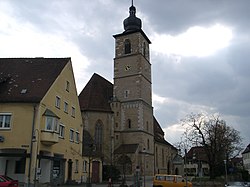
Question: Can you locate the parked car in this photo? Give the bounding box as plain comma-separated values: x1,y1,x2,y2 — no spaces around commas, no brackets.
153,174,192,187
0,175,18,187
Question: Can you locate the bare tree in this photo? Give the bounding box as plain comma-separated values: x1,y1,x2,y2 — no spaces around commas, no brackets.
180,113,243,179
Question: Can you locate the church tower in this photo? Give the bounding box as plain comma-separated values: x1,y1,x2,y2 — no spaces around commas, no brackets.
112,2,154,175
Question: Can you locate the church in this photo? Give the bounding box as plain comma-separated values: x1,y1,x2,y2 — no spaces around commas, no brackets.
78,3,181,177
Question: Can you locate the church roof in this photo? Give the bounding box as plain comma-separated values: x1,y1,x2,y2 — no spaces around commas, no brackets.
154,117,177,150
114,144,139,154
242,144,250,154
78,73,113,112
0,58,70,103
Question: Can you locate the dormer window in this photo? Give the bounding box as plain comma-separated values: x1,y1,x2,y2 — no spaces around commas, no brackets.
124,39,131,54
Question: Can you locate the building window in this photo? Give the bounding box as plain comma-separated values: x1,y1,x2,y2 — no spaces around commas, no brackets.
75,159,79,173
70,129,74,142
124,90,130,98
64,102,68,113
147,139,150,150
75,131,80,143
15,158,26,174
115,123,118,128
124,39,131,54
55,96,61,109
83,160,87,172
45,116,58,132
146,121,149,131
95,122,103,152
59,124,65,138
71,107,75,117
66,81,70,92
128,119,131,128
0,113,11,129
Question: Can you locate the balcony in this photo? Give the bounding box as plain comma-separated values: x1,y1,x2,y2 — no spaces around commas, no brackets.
40,130,59,146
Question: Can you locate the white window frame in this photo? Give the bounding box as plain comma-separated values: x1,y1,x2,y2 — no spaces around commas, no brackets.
55,96,61,109
0,113,12,129
45,116,58,132
64,102,68,113
59,123,65,138
75,131,80,143
83,160,87,172
75,159,79,173
71,106,75,118
69,129,74,142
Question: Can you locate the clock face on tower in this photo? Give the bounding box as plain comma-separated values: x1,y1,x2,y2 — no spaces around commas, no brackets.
125,65,131,71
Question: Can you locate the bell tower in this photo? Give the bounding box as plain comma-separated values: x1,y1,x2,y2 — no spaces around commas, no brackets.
112,2,154,175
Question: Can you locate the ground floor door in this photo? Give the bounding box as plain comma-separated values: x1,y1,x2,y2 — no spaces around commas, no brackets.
92,161,100,183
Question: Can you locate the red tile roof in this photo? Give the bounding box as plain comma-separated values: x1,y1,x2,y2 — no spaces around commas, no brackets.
0,58,70,103
78,73,113,112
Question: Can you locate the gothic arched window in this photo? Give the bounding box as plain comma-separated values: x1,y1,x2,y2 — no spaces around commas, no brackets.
95,121,103,152
124,39,131,54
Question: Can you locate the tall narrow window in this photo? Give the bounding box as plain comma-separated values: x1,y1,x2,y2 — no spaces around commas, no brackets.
55,96,61,109
147,139,150,150
75,159,79,173
83,160,87,172
128,119,131,129
70,129,74,142
64,102,68,113
66,81,70,92
95,122,103,152
75,131,80,143
59,123,65,138
71,106,75,118
124,39,131,54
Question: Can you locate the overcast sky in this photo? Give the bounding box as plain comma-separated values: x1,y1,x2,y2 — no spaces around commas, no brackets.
0,0,249,149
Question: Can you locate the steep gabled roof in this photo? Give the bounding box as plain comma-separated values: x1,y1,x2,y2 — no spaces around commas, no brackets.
78,73,113,112
154,117,176,149
242,144,250,154
0,58,70,103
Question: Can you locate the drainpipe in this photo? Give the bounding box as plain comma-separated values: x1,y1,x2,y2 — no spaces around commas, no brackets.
28,105,37,187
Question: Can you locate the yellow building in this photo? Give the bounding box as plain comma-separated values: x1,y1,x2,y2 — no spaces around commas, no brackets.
0,58,86,186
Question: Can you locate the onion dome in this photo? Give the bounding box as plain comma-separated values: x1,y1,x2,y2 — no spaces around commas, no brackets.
123,5,142,33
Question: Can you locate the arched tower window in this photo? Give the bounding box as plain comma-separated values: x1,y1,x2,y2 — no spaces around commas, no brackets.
128,119,131,128
147,139,150,150
124,39,131,54
95,121,103,152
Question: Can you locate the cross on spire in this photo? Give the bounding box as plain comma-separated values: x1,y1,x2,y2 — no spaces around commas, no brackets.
132,0,134,6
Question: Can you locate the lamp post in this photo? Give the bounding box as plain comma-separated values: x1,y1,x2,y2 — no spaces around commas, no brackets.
88,144,95,187
32,129,40,187
142,148,146,187
224,160,228,186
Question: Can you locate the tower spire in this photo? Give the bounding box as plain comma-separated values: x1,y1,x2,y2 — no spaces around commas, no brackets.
123,0,141,33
